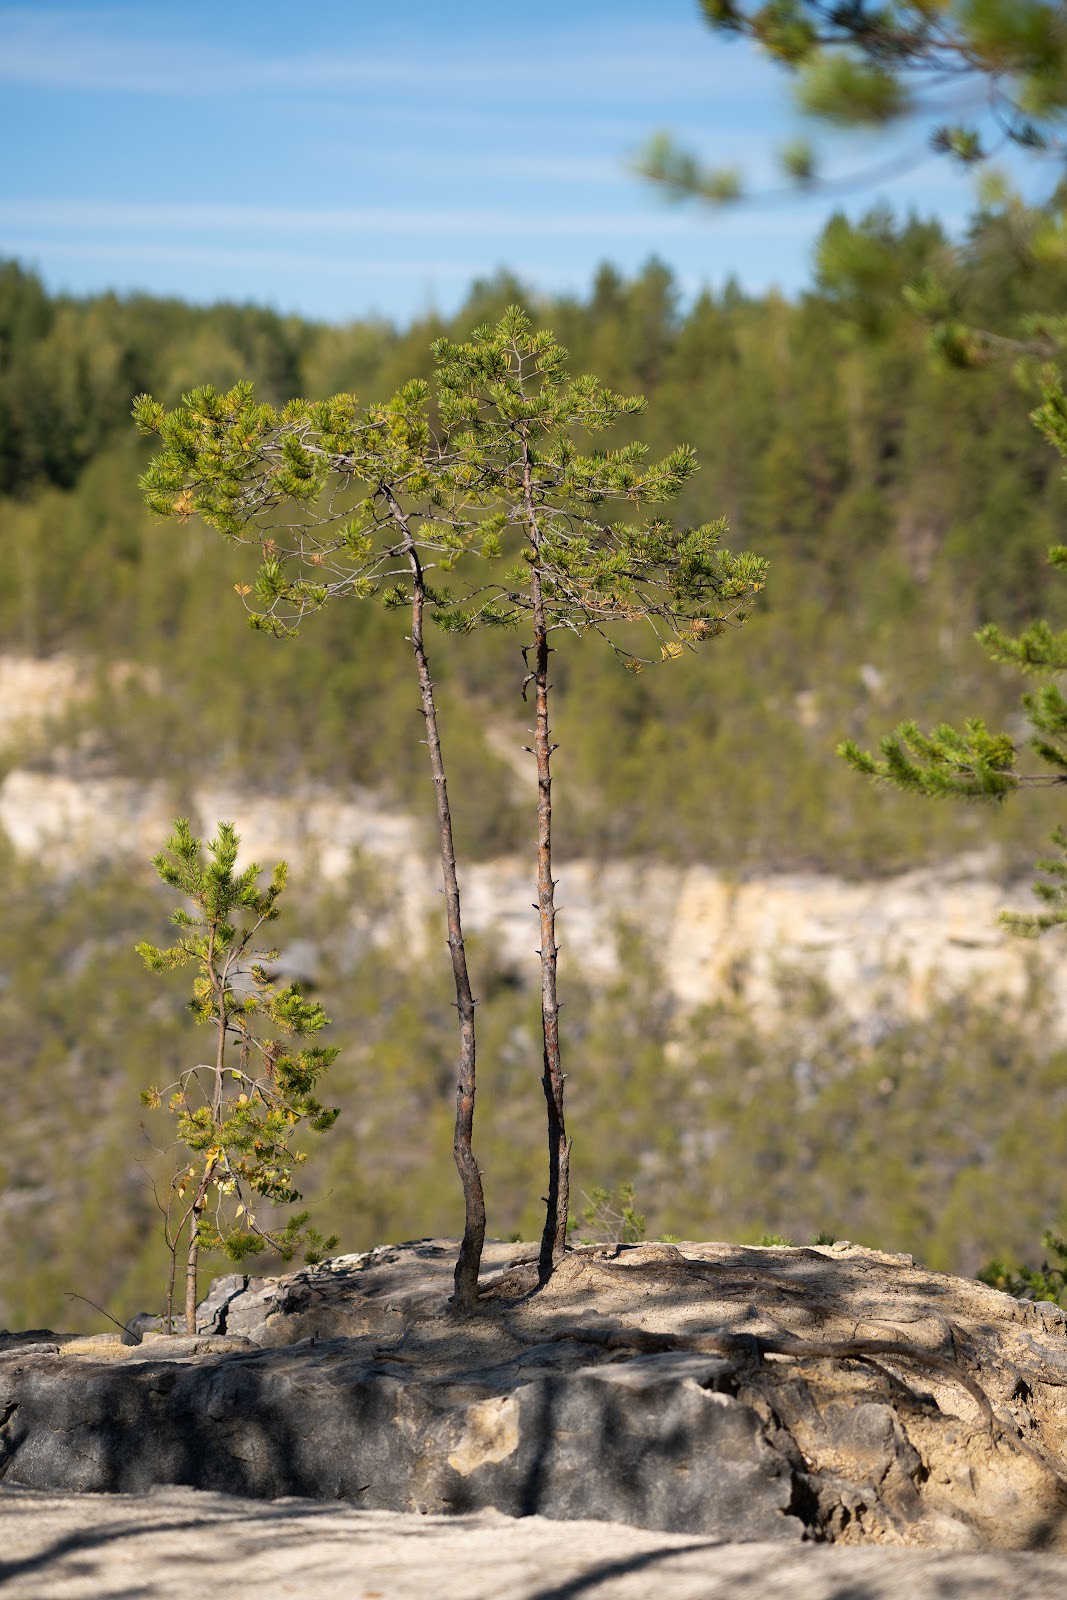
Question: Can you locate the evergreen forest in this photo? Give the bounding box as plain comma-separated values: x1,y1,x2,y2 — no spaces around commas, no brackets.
5,196,1067,1328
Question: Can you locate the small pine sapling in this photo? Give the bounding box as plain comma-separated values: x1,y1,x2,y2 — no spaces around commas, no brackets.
978,1232,1067,1307
571,1183,647,1247
138,819,339,1332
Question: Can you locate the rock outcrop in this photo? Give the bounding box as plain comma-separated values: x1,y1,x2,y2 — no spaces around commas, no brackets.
3,1239,1067,1549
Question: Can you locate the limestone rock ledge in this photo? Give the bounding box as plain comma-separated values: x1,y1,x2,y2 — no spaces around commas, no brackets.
3,1239,1067,1550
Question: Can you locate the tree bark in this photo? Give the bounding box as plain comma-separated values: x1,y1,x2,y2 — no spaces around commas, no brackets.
184,1214,199,1334
405,541,486,1311
184,1177,210,1334
523,453,571,1284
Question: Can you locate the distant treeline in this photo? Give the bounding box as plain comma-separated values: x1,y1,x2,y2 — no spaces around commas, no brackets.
2,210,1066,878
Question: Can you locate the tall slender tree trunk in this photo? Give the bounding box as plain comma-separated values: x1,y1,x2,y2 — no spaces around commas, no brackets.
184,1211,200,1334
523,453,571,1283
405,540,485,1310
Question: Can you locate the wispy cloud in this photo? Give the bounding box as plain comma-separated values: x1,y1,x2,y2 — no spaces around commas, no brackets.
468,155,627,185
0,196,827,243
0,5,764,103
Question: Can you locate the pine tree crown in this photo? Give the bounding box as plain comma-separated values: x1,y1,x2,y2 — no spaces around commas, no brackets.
133,310,767,667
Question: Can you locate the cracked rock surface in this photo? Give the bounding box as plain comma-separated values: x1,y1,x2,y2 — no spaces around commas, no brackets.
3,1238,1067,1549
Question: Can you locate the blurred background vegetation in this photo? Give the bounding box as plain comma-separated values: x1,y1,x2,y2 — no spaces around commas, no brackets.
5,195,1067,1328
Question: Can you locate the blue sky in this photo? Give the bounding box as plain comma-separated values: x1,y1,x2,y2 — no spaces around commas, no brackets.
0,0,1037,326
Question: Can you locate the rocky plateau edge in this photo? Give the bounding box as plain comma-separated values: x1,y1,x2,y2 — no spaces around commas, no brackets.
3,1239,1067,1550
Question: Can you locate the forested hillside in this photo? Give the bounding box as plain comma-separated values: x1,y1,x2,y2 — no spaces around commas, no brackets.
5,205,1067,1330
4,205,1067,876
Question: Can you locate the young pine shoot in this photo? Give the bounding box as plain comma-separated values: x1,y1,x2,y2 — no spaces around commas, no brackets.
138,819,339,1333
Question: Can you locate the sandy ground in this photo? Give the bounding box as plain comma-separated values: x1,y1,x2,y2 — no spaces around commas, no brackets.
3,1486,1067,1600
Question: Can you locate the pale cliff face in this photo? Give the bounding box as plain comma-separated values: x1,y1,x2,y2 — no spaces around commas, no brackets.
0,762,1051,1032
0,652,1053,1030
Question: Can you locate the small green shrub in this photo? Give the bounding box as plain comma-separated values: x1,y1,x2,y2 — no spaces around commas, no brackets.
570,1183,647,1246
977,1231,1067,1306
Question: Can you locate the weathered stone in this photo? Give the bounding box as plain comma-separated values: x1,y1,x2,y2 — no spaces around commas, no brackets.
5,1485,1067,1600
195,1273,253,1335
0,1340,797,1538
3,1238,1067,1548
